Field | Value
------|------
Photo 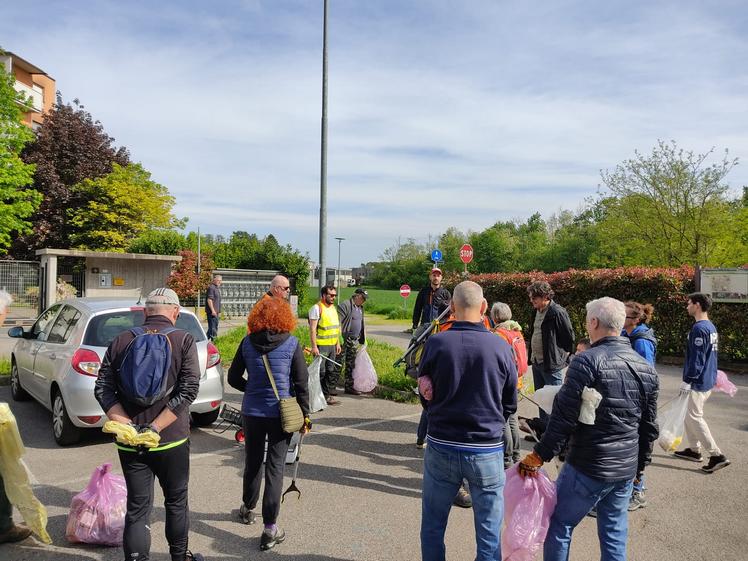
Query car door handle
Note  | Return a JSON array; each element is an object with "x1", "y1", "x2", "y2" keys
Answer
[{"x1": 49, "y1": 353, "x2": 57, "y2": 360}]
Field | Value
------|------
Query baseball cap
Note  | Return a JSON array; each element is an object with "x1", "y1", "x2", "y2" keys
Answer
[
  {"x1": 431, "y1": 267, "x2": 442, "y2": 275},
  {"x1": 145, "y1": 287, "x2": 181, "y2": 307},
  {"x1": 354, "y1": 288, "x2": 368, "y2": 300}
]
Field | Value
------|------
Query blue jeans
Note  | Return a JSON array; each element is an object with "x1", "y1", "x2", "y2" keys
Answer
[
  {"x1": 421, "y1": 444, "x2": 505, "y2": 561},
  {"x1": 531, "y1": 364, "x2": 563, "y2": 429},
  {"x1": 207, "y1": 314, "x2": 219, "y2": 340},
  {"x1": 544, "y1": 463, "x2": 633, "y2": 561}
]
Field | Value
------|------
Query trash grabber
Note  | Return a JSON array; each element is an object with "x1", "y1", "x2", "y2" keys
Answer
[
  {"x1": 281, "y1": 433, "x2": 305, "y2": 503},
  {"x1": 393, "y1": 305, "x2": 452, "y2": 367},
  {"x1": 303, "y1": 348, "x2": 343, "y2": 368}
]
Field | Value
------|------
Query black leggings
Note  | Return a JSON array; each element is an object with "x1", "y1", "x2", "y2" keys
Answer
[
  {"x1": 242, "y1": 415, "x2": 291, "y2": 525},
  {"x1": 119, "y1": 441, "x2": 190, "y2": 561}
]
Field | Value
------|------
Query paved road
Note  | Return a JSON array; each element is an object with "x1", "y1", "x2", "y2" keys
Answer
[{"x1": 2, "y1": 319, "x2": 746, "y2": 560}]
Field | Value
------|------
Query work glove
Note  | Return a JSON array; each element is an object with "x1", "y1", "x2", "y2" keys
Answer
[
  {"x1": 418, "y1": 376, "x2": 434, "y2": 401},
  {"x1": 300, "y1": 417, "x2": 313, "y2": 435},
  {"x1": 518, "y1": 451, "x2": 544, "y2": 478},
  {"x1": 679, "y1": 382, "x2": 692, "y2": 396}
]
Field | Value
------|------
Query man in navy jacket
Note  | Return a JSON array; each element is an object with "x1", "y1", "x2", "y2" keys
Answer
[
  {"x1": 418, "y1": 281, "x2": 517, "y2": 561},
  {"x1": 519, "y1": 297, "x2": 658, "y2": 561},
  {"x1": 673, "y1": 292, "x2": 730, "y2": 473}
]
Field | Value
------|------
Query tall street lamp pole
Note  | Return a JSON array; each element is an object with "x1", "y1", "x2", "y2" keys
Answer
[
  {"x1": 335, "y1": 237, "x2": 345, "y2": 302},
  {"x1": 318, "y1": 0, "x2": 329, "y2": 293}
]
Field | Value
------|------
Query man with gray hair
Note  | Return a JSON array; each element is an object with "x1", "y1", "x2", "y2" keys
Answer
[
  {"x1": 518, "y1": 296, "x2": 659, "y2": 561},
  {"x1": 419, "y1": 281, "x2": 517, "y2": 561},
  {"x1": 95, "y1": 288, "x2": 204, "y2": 561},
  {"x1": 0, "y1": 290, "x2": 33, "y2": 545}
]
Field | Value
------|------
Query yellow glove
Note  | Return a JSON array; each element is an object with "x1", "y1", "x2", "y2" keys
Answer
[
  {"x1": 518, "y1": 452, "x2": 544, "y2": 478},
  {"x1": 103, "y1": 421, "x2": 161, "y2": 448}
]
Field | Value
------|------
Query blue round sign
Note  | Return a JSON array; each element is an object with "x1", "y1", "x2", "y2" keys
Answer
[{"x1": 431, "y1": 249, "x2": 443, "y2": 262}]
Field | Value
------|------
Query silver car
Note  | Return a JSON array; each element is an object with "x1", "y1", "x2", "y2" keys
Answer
[{"x1": 8, "y1": 298, "x2": 224, "y2": 445}]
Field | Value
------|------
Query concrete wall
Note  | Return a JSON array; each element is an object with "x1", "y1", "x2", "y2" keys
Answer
[{"x1": 84, "y1": 258, "x2": 173, "y2": 299}]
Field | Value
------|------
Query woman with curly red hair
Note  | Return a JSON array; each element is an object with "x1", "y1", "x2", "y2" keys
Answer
[{"x1": 227, "y1": 296, "x2": 310, "y2": 551}]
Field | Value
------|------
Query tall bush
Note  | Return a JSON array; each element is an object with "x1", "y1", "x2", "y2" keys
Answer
[{"x1": 447, "y1": 266, "x2": 747, "y2": 362}]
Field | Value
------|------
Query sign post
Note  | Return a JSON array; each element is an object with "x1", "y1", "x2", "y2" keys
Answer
[
  {"x1": 430, "y1": 249, "x2": 442, "y2": 266},
  {"x1": 400, "y1": 284, "x2": 411, "y2": 312},
  {"x1": 459, "y1": 243, "x2": 474, "y2": 273}
]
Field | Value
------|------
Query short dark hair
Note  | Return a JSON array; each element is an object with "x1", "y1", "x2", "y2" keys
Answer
[
  {"x1": 576, "y1": 338, "x2": 591, "y2": 350},
  {"x1": 321, "y1": 283, "x2": 337, "y2": 296},
  {"x1": 688, "y1": 292, "x2": 712, "y2": 312},
  {"x1": 527, "y1": 281, "x2": 554, "y2": 300}
]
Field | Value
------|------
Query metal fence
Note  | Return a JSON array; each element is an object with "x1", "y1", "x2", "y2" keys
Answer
[
  {"x1": 0, "y1": 261, "x2": 40, "y2": 311},
  {"x1": 215, "y1": 268, "x2": 279, "y2": 318}
]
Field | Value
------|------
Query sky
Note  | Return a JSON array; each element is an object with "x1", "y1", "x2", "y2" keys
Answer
[{"x1": 2, "y1": 1, "x2": 748, "y2": 267}]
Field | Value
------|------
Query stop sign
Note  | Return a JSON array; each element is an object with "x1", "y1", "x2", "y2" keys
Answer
[
  {"x1": 400, "y1": 284, "x2": 411, "y2": 298},
  {"x1": 460, "y1": 243, "x2": 474, "y2": 264}
]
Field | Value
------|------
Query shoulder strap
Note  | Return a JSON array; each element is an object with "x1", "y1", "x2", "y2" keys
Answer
[{"x1": 261, "y1": 355, "x2": 281, "y2": 401}]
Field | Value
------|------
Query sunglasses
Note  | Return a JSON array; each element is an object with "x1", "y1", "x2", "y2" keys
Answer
[{"x1": 275, "y1": 286, "x2": 291, "y2": 292}]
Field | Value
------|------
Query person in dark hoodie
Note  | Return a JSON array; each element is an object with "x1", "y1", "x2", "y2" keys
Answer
[
  {"x1": 622, "y1": 301, "x2": 657, "y2": 365},
  {"x1": 227, "y1": 296, "x2": 310, "y2": 551}
]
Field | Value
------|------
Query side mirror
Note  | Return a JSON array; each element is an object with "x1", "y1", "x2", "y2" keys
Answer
[{"x1": 7, "y1": 326, "x2": 25, "y2": 338}]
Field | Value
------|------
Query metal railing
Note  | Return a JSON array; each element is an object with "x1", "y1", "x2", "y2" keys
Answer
[{"x1": 0, "y1": 261, "x2": 40, "y2": 312}]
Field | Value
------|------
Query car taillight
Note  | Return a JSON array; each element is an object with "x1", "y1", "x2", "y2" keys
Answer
[
  {"x1": 206, "y1": 341, "x2": 221, "y2": 369},
  {"x1": 78, "y1": 415, "x2": 102, "y2": 424},
  {"x1": 72, "y1": 348, "x2": 101, "y2": 377}
]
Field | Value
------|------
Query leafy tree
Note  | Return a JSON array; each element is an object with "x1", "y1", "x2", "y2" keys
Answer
[
  {"x1": 167, "y1": 249, "x2": 215, "y2": 301},
  {"x1": 469, "y1": 222, "x2": 517, "y2": 273},
  {"x1": 597, "y1": 140, "x2": 739, "y2": 266},
  {"x1": 12, "y1": 96, "x2": 130, "y2": 257},
  {"x1": 0, "y1": 63, "x2": 41, "y2": 252},
  {"x1": 437, "y1": 227, "x2": 468, "y2": 273},
  {"x1": 67, "y1": 163, "x2": 180, "y2": 251},
  {"x1": 128, "y1": 229, "x2": 188, "y2": 255}
]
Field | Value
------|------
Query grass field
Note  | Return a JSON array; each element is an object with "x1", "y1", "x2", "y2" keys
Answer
[
  {"x1": 0, "y1": 358, "x2": 9, "y2": 377},
  {"x1": 214, "y1": 325, "x2": 417, "y2": 401},
  {"x1": 300, "y1": 286, "x2": 416, "y2": 320}
]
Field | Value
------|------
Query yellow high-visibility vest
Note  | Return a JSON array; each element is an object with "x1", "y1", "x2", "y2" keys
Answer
[{"x1": 316, "y1": 301, "x2": 340, "y2": 346}]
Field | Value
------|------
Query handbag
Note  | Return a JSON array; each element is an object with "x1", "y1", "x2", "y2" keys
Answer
[{"x1": 261, "y1": 355, "x2": 304, "y2": 433}]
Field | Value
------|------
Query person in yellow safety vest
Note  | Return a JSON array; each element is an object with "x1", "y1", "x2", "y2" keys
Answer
[{"x1": 308, "y1": 284, "x2": 342, "y2": 405}]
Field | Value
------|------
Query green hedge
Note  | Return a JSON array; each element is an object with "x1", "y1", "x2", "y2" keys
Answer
[{"x1": 446, "y1": 266, "x2": 747, "y2": 362}]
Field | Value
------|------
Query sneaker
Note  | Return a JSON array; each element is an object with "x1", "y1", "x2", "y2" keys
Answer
[
  {"x1": 701, "y1": 455, "x2": 731, "y2": 473},
  {"x1": 416, "y1": 440, "x2": 427, "y2": 450},
  {"x1": 587, "y1": 507, "x2": 597, "y2": 518},
  {"x1": 325, "y1": 396, "x2": 341, "y2": 406},
  {"x1": 453, "y1": 487, "x2": 472, "y2": 508},
  {"x1": 628, "y1": 491, "x2": 648, "y2": 511},
  {"x1": 328, "y1": 390, "x2": 339, "y2": 396},
  {"x1": 0, "y1": 524, "x2": 32, "y2": 544},
  {"x1": 673, "y1": 448, "x2": 703, "y2": 462},
  {"x1": 518, "y1": 417, "x2": 543, "y2": 442},
  {"x1": 239, "y1": 503, "x2": 256, "y2": 525},
  {"x1": 260, "y1": 527, "x2": 286, "y2": 551},
  {"x1": 185, "y1": 551, "x2": 205, "y2": 561},
  {"x1": 344, "y1": 388, "x2": 362, "y2": 395}
]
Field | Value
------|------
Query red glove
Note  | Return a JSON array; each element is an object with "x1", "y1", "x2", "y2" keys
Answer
[{"x1": 518, "y1": 452, "x2": 544, "y2": 478}]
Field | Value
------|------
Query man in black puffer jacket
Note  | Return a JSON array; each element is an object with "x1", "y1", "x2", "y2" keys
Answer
[{"x1": 519, "y1": 297, "x2": 658, "y2": 561}]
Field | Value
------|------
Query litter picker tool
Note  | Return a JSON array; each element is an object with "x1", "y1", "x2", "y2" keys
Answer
[
  {"x1": 281, "y1": 433, "x2": 305, "y2": 503},
  {"x1": 303, "y1": 348, "x2": 342, "y2": 368},
  {"x1": 393, "y1": 305, "x2": 452, "y2": 368}
]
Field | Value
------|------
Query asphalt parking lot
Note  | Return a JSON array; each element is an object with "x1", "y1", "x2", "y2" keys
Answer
[{"x1": 1, "y1": 359, "x2": 747, "y2": 561}]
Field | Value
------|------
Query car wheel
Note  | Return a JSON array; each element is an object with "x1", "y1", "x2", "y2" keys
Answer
[
  {"x1": 191, "y1": 409, "x2": 220, "y2": 427},
  {"x1": 52, "y1": 390, "x2": 81, "y2": 446},
  {"x1": 10, "y1": 361, "x2": 30, "y2": 401}
]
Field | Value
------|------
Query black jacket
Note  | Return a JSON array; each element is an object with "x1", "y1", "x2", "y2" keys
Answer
[
  {"x1": 526, "y1": 301, "x2": 575, "y2": 371},
  {"x1": 95, "y1": 315, "x2": 200, "y2": 444},
  {"x1": 227, "y1": 331, "x2": 310, "y2": 416},
  {"x1": 412, "y1": 286, "x2": 451, "y2": 329},
  {"x1": 534, "y1": 336, "x2": 659, "y2": 482}
]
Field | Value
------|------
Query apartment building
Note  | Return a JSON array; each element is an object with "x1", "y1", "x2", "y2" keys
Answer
[{"x1": 1, "y1": 51, "x2": 55, "y2": 129}]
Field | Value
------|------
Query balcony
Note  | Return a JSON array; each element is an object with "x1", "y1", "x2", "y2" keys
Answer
[{"x1": 13, "y1": 81, "x2": 43, "y2": 113}]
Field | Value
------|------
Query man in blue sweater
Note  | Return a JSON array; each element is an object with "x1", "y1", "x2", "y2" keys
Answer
[
  {"x1": 673, "y1": 292, "x2": 730, "y2": 473},
  {"x1": 418, "y1": 281, "x2": 517, "y2": 561}
]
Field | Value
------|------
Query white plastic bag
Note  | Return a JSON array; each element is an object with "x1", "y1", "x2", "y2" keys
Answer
[
  {"x1": 578, "y1": 387, "x2": 603, "y2": 425},
  {"x1": 352, "y1": 345, "x2": 378, "y2": 393},
  {"x1": 658, "y1": 393, "x2": 690, "y2": 452},
  {"x1": 306, "y1": 357, "x2": 327, "y2": 413},
  {"x1": 533, "y1": 386, "x2": 561, "y2": 415}
]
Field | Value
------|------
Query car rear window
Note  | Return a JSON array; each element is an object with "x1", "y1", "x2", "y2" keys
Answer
[{"x1": 83, "y1": 310, "x2": 207, "y2": 347}]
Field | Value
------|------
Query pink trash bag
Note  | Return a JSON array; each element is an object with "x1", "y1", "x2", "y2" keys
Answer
[
  {"x1": 352, "y1": 345, "x2": 378, "y2": 393},
  {"x1": 713, "y1": 370, "x2": 738, "y2": 397},
  {"x1": 502, "y1": 464, "x2": 557, "y2": 561},
  {"x1": 66, "y1": 463, "x2": 127, "y2": 546}
]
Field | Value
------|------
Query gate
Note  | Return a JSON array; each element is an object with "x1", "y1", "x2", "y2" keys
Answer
[{"x1": 0, "y1": 260, "x2": 40, "y2": 317}]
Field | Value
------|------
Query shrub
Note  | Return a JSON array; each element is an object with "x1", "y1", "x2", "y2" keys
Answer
[{"x1": 447, "y1": 266, "x2": 747, "y2": 362}]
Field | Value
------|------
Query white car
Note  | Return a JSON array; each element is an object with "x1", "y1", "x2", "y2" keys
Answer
[{"x1": 8, "y1": 298, "x2": 224, "y2": 445}]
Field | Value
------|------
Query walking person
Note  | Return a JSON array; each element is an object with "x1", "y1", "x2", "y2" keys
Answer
[
  {"x1": 0, "y1": 291, "x2": 32, "y2": 546},
  {"x1": 205, "y1": 274, "x2": 222, "y2": 340},
  {"x1": 419, "y1": 281, "x2": 517, "y2": 561},
  {"x1": 337, "y1": 288, "x2": 368, "y2": 395},
  {"x1": 524, "y1": 281, "x2": 575, "y2": 439},
  {"x1": 227, "y1": 296, "x2": 310, "y2": 551},
  {"x1": 308, "y1": 284, "x2": 342, "y2": 405},
  {"x1": 673, "y1": 292, "x2": 731, "y2": 473},
  {"x1": 94, "y1": 288, "x2": 205, "y2": 561},
  {"x1": 518, "y1": 297, "x2": 659, "y2": 561}
]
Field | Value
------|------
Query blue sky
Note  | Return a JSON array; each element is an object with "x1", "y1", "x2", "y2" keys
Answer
[{"x1": 3, "y1": 1, "x2": 747, "y2": 267}]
